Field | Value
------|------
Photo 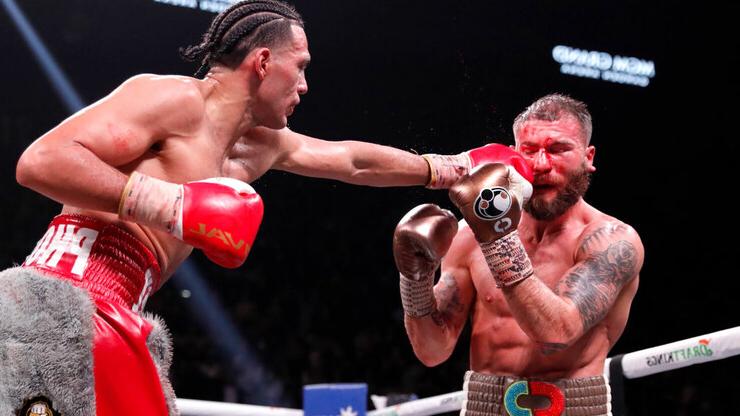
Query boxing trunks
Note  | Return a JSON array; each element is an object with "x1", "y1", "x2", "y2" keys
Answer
[
  {"x1": 0, "y1": 214, "x2": 177, "y2": 416},
  {"x1": 462, "y1": 371, "x2": 611, "y2": 416}
]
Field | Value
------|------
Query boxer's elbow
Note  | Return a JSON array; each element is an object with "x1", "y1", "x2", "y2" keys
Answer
[
  {"x1": 405, "y1": 321, "x2": 455, "y2": 367},
  {"x1": 531, "y1": 312, "x2": 584, "y2": 354},
  {"x1": 16, "y1": 145, "x2": 48, "y2": 190},
  {"x1": 412, "y1": 345, "x2": 452, "y2": 367},
  {"x1": 532, "y1": 334, "x2": 577, "y2": 355},
  {"x1": 409, "y1": 333, "x2": 456, "y2": 367}
]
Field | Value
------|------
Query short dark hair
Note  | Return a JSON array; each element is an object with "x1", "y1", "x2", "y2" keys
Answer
[
  {"x1": 180, "y1": 0, "x2": 304, "y2": 78},
  {"x1": 513, "y1": 94, "x2": 593, "y2": 145}
]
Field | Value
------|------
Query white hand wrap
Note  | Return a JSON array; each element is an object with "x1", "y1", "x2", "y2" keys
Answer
[
  {"x1": 422, "y1": 153, "x2": 471, "y2": 189},
  {"x1": 399, "y1": 274, "x2": 435, "y2": 317},
  {"x1": 480, "y1": 230, "x2": 534, "y2": 288},
  {"x1": 118, "y1": 172, "x2": 183, "y2": 236}
]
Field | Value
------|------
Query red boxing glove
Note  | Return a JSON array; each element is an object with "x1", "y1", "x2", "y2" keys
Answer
[
  {"x1": 181, "y1": 178, "x2": 263, "y2": 268},
  {"x1": 119, "y1": 172, "x2": 264, "y2": 268},
  {"x1": 423, "y1": 143, "x2": 533, "y2": 189},
  {"x1": 468, "y1": 144, "x2": 533, "y2": 183}
]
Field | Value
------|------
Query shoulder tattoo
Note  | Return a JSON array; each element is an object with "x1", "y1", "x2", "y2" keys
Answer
[{"x1": 577, "y1": 223, "x2": 629, "y2": 257}]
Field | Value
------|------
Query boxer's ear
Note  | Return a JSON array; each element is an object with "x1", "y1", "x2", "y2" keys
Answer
[
  {"x1": 248, "y1": 48, "x2": 271, "y2": 80},
  {"x1": 585, "y1": 146, "x2": 596, "y2": 172}
]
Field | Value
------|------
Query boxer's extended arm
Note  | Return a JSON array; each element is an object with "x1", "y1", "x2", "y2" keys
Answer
[
  {"x1": 503, "y1": 223, "x2": 643, "y2": 353},
  {"x1": 16, "y1": 74, "x2": 204, "y2": 212},
  {"x1": 269, "y1": 128, "x2": 531, "y2": 188},
  {"x1": 272, "y1": 128, "x2": 429, "y2": 186}
]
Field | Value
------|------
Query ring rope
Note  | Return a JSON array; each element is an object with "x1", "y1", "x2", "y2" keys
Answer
[{"x1": 178, "y1": 326, "x2": 740, "y2": 416}]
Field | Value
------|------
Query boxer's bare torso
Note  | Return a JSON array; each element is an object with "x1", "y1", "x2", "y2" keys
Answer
[
  {"x1": 25, "y1": 74, "x2": 253, "y2": 280},
  {"x1": 18, "y1": 24, "x2": 316, "y2": 281},
  {"x1": 57, "y1": 79, "x2": 323, "y2": 281},
  {"x1": 403, "y1": 104, "x2": 644, "y2": 381},
  {"x1": 404, "y1": 198, "x2": 643, "y2": 378},
  {"x1": 22, "y1": 80, "x2": 429, "y2": 282},
  {"x1": 460, "y1": 201, "x2": 639, "y2": 378}
]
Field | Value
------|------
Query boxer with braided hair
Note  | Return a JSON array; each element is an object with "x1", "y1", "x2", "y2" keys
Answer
[
  {"x1": 3, "y1": 1, "x2": 543, "y2": 413},
  {"x1": 394, "y1": 94, "x2": 644, "y2": 416},
  {"x1": 180, "y1": 0, "x2": 303, "y2": 78},
  {"x1": 175, "y1": 1, "x2": 521, "y2": 188}
]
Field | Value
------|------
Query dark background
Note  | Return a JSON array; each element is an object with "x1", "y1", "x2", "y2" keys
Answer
[{"x1": 1, "y1": 1, "x2": 738, "y2": 414}]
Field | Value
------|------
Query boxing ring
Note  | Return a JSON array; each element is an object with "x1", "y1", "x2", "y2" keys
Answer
[{"x1": 176, "y1": 326, "x2": 740, "y2": 416}]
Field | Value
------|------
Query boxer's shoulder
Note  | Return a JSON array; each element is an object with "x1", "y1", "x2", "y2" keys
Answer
[
  {"x1": 575, "y1": 211, "x2": 643, "y2": 263},
  {"x1": 109, "y1": 74, "x2": 207, "y2": 134},
  {"x1": 122, "y1": 73, "x2": 200, "y2": 89},
  {"x1": 116, "y1": 74, "x2": 206, "y2": 110}
]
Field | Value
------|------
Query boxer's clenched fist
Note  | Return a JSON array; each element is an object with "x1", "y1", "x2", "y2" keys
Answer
[
  {"x1": 449, "y1": 163, "x2": 534, "y2": 287},
  {"x1": 393, "y1": 204, "x2": 458, "y2": 317},
  {"x1": 448, "y1": 163, "x2": 531, "y2": 244},
  {"x1": 119, "y1": 172, "x2": 264, "y2": 268},
  {"x1": 423, "y1": 143, "x2": 534, "y2": 189}
]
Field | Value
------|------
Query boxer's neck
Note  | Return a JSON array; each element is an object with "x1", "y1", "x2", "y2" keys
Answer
[
  {"x1": 201, "y1": 68, "x2": 257, "y2": 144},
  {"x1": 521, "y1": 198, "x2": 589, "y2": 242}
]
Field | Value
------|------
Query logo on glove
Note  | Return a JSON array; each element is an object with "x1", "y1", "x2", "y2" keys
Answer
[{"x1": 474, "y1": 187, "x2": 512, "y2": 221}]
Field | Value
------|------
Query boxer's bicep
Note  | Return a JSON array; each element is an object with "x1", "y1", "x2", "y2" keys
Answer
[
  {"x1": 17, "y1": 76, "x2": 206, "y2": 211},
  {"x1": 557, "y1": 223, "x2": 643, "y2": 333},
  {"x1": 431, "y1": 228, "x2": 475, "y2": 336},
  {"x1": 39, "y1": 75, "x2": 204, "y2": 167},
  {"x1": 431, "y1": 268, "x2": 473, "y2": 335},
  {"x1": 273, "y1": 130, "x2": 357, "y2": 178}
]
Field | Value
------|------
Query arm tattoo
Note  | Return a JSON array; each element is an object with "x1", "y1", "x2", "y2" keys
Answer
[
  {"x1": 558, "y1": 238, "x2": 637, "y2": 331},
  {"x1": 577, "y1": 223, "x2": 629, "y2": 257},
  {"x1": 431, "y1": 273, "x2": 465, "y2": 327}
]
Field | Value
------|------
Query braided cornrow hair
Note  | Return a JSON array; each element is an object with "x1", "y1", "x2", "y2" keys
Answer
[{"x1": 180, "y1": 0, "x2": 303, "y2": 78}]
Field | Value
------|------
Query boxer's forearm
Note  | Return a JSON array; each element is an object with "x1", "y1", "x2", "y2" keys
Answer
[
  {"x1": 505, "y1": 233, "x2": 642, "y2": 354},
  {"x1": 404, "y1": 315, "x2": 457, "y2": 366},
  {"x1": 502, "y1": 276, "x2": 582, "y2": 353},
  {"x1": 402, "y1": 273, "x2": 469, "y2": 366},
  {"x1": 339, "y1": 141, "x2": 430, "y2": 186},
  {"x1": 16, "y1": 75, "x2": 182, "y2": 213},
  {"x1": 276, "y1": 138, "x2": 431, "y2": 187},
  {"x1": 16, "y1": 141, "x2": 128, "y2": 213}
]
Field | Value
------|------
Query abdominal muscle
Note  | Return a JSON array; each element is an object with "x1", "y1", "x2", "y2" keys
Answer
[{"x1": 468, "y1": 302, "x2": 610, "y2": 379}]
